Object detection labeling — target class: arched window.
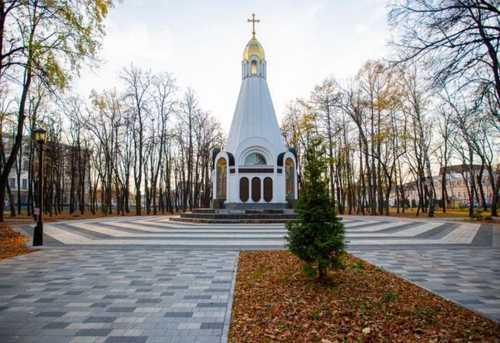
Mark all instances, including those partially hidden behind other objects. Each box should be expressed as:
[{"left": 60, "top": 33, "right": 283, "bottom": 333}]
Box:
[
  {"left": 245, "top": 153, "right": 266, "bottom": 166},
  {"left": 251, "top": 60, "right": 257, "bottom": 75},
  {"left": 239, "top": 177, "right": 249, "bottom": 202},
  {"left": 251, "top": 177, "right": 261, "bottom": 202},
  {"left": 285, "top": 158, "right": 294, "bottom": 200},
  {"left": 263, "top": 177, "right": 273, "bottom": 202},
  {"left": 216, "top": 158, "right": 227, "bottom": 199}
]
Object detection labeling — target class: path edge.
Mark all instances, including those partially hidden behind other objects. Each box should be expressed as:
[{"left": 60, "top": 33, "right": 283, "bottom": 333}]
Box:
[{"left": 221, "top": 251, "right": 240, "bottom": 343}]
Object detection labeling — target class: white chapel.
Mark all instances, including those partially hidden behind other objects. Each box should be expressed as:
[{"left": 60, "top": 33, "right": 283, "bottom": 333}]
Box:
[{"left": 212, "top": 14, "right": 297, "bottom": 209}]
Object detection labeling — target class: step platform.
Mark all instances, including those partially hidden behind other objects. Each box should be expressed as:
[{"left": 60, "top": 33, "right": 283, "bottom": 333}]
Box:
[{"left": 172, "top": 208, "right": 297, "bottom": 224}]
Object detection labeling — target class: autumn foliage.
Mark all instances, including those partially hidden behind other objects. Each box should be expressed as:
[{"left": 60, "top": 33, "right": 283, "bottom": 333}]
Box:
[
  {"left": 229, "top": 251, "right": 500, "bottom": 342},
  {"left": 0, "top": 225, "right": 33, "bottom": 261}
]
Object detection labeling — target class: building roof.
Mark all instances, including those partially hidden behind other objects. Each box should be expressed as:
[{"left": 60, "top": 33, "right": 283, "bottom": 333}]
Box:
[{"left": 226, "top": 35, "right": 285, "bottom": 156}]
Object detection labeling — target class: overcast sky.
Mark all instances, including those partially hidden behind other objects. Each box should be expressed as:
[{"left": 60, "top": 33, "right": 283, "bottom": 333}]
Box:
[{"left": 75, "top": 0, "right": 391, "bottom": 132}]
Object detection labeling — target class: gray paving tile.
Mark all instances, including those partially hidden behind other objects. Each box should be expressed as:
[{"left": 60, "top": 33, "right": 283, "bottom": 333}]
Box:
[
  {"left": 200, "top": 322, "right": 224, "bottom": 329},
  {"left": 84, "top": 316, "right": 116, "bottom": 323},
  {"left": 197, "top": 303, "right": 226, "bottom": 308},
  {"left": 75, "top": 328, "right": 112, "bottom": 336},
  {"left": 0, "top": 245, "right": 237, "bottom": 343},
  {"left": 164, "top": 312, "right": 193, "bottom": 318},
  {"left": 107, "top": 307, "right": 136, "bottom": 313},
  {"left": 36, "top": 311, "right": 66, "bottom": 317},
  {"left": 105, "top": 337, "right": 148, "bottom": 343},
  {"left": 43, "top": 322, "right": 70, "bottom": 329}
]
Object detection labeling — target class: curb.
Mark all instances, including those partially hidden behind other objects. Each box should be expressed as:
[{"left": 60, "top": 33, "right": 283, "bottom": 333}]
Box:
[{"left": 221, "top": 252, "right": 239, "bottom": 343}]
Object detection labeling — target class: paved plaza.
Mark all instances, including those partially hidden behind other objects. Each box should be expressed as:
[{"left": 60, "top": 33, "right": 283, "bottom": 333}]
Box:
[
  {"left": 0, "top": 216, "right": 498, "bottom": 342},
  {"left": 26, "top": 215, "right": 485, "bottom": 248},
  {"left": 0, "top": 248, "right": 237, "bottom": 343}
]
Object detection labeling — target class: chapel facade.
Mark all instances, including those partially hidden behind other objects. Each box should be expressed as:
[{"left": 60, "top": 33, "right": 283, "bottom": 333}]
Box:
[{"left": 211, "top": 15, "right": 298, "bottom": 209}]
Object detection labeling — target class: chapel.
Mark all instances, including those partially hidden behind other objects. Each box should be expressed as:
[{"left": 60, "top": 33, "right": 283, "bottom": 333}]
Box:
[{"left": 211, "top": 14, "right": 297, "bottom": 209}]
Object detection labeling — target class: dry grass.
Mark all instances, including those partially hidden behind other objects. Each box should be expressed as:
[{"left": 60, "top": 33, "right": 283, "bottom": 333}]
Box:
[
  {"left": 229, "top": 251, "right": 500, "bottom": 342},
  {"left": 386, "top": 208, "right": 497, "bottom": 224}
]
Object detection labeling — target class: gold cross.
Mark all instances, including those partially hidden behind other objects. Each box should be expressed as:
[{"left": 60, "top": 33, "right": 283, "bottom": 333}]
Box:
[{"left": 247, "top": 13, "right": 260, "bottom": 36}]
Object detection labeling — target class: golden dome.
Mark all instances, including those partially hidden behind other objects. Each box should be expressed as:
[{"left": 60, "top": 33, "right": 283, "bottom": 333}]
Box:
[{"left": 243, "top": 35, "right": 265, "bottom": 61}]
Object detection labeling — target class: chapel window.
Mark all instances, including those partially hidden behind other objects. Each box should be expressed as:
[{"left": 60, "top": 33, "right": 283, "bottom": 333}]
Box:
[
  {"left": 251, "top": 177, "right": 261, "bottom": 202},
  {"left": 216, "top": 158, "right": 227, "bottom": 199},
  {"left": 251, "top": 60, "right": 257, "bottom": 75},
  {"left": 239, "top": 177, "right": 249, "bottom": 202},
  {"left": 245, "top": 152, "right": 266, "bottom": 166},
  {"left": 285, "top": 158, "right": 295, "bottom": 200},
  {"left": 263, "top": 177, "right": 273, "bottom": 202}
]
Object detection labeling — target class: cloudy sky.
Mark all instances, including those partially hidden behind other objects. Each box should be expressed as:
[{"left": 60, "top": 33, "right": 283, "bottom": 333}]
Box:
[{"left": 75, "top": 0, "right": 391, "bottom": 132}]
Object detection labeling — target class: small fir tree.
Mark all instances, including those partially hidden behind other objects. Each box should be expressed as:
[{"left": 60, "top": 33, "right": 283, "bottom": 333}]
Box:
[{"left": 286, "top": 138, "right": 345, "bottom": 281}]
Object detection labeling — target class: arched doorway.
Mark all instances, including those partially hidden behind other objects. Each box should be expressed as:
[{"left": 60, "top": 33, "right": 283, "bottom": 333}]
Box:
[
  {"left": 285, "top": 158, "right": 295, "bottom": 200},
  {"left": 263, "top": 177, "right": 273, "bottom": 202},
  {"left": 251, "top": 177, "right": 261, "bottom": 202},
  {"left": 216, "top": 158, "right": 227, "bottom": 199},
  {"left": 239, "top": 177, "right": 249, "bottom": 202}
]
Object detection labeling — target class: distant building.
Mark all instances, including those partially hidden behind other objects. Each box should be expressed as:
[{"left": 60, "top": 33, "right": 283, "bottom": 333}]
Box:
[
  {"left": 4, "top": 137, "right": 90, "bottom": 210},
  {"left": 392, "top": 164, "right": 497, "bottom": 208}
]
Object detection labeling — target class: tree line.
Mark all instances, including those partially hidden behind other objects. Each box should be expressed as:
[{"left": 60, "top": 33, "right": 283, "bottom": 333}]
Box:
[
  {"left": 78, "top": 66, "right": 224, "bottom": 215},
  {"left": 0, "top": 0, "right": 498, "bottom": 221},
  {"left": 0, "top": 0, "right": 225, "bottom": 219},
  {"left": 2, "top": 64, "right": 224, "bottom": 217},
  {"left": 0, "top": 0, "right": 112, "bottom": 221},
  {"left": 282, "top": 0, "right": 499, "bottom": 218}
]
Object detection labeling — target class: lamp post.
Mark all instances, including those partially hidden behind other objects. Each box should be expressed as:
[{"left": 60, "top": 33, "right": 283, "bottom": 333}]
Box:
[{"left": 32, "top": 128, "right": 47, "bottom": 246}]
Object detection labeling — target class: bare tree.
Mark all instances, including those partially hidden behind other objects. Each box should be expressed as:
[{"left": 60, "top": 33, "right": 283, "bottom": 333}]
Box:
[
  {"left": 389, "top": 0, "right": 500, "bottom": 121},
  {"left": 121, "top": 65, "right": 152, "bottom": 215}
]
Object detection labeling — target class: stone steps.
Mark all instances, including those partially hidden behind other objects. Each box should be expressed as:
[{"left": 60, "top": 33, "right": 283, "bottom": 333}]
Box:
[
  {"left": 191, "top": 208, "right": 216, "bottom": 213},
  {"left": 174, "top": 208, "right": 297, "bottom": 223},
  {"left": 170, "top": 216, "right": 296, "bottom": 224},
  {"left": 180, "top": 213, "right": 296, "bottom": 220}
]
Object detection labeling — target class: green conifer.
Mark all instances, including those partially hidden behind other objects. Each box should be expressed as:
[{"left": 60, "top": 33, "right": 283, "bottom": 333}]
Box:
[{"left": 286, "top": 138, "right": 345, "bottom": 281}]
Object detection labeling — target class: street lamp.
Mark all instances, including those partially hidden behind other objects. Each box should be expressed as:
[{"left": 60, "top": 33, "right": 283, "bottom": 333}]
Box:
[{"left": 32, "top": 128, "right": 46, "bottom": 246}]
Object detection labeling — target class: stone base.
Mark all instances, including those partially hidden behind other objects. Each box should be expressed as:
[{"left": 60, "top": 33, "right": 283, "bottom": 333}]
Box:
[
  {"left": 224, "top": 202, "right": 288, "bottom": 210},
  {"left": 173, "top": 206, "right": 296, "bottom": 224}
]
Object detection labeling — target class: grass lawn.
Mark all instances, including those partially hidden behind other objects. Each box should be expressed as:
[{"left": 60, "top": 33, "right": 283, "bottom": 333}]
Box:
[
  {"left": 0, "top": 224, "right": 34, "bottom": 261},
  {"left": 229, "top": 251, "right": 500, "bottom": 342}
]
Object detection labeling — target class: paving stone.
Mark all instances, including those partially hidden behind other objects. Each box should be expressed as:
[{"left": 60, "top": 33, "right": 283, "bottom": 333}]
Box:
[
  {"left": 197, "top": 303, "right": 227, "bottom": 308},
  {"left": 36, "top": 311, "right": 66, "bottom": 317},
  {"left": 107, "top": 307, "right": 136, "bottom": 313},
  {"left": 43, "top": 322, "right": 70, "bottom": 329},
  {"left": 200, "top": 322, "right": 224, "bottom": 329},
  {"left": 85, "top": 316, "right": 117, "bottom": 323},
  {"left": 76, "top": 328, "right": 112, "bottom": 336},
  {"left": 183, "top": 295, "right": 211, "bottom": 300},
  {"left": 0, "top": 240, "right": 238, "bottom": 342},
  {"left": 164, "top": 312, "right": 193, "bottom": 318},
  {"left": 105, "top": 337, "right": 148, "bottom": 343}
]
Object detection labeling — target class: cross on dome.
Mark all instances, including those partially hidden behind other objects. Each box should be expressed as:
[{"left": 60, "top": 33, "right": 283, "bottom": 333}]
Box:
[
  {"left": 243, "top": 13, "right": 265, "bottom": 61},
  {"left": 247, "top": 13, "right": 260, "bottom": 36}
]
